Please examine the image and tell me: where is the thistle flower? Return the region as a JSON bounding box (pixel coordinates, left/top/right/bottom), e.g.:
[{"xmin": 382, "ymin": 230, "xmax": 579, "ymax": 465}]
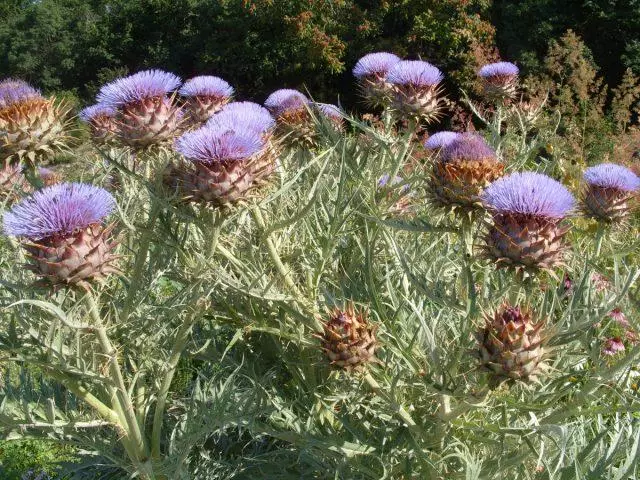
[
  {"xmin": 424, "ymin": 131, "xmax": 461, "ymax": 151},
  {"xmin": 315, "ymin": 103, "xmax": 344, "ymax": 130},
  {"xmin": 317, "ymin": 303, "xmax": 378, "ymax": 370},
  {"xmin": 608, "ymin": 308, "xmax": 629, "ymax": 328},
  {"xmin": 2, "ymin": 183, "xmax": 118, "ymax": 286},
  {"xmin": 0, "ymin": 79, "xmax": 70, "ymax": 164},
  {"xmin": 207, "ymin": 102, "xmax": 275, "ymax": 135},
  {"xmin": 476, "ymin": 304, "xmax": 547, "ymax": 382},
  {"xmin": 179, "ymin": 75, "xmax": 234, "ymax": 124},
  {"xmin": 582, "ymin": 163, "xmax": 640, "ymax": 223},
  {"xmin": 478, "ymin": 62, "xmax": 519, "ymax": 99},
  {"xmin": 97, "ymin": 69, "xmax": 182, "ymax": 149},
  {"xmin": 169, "ymin": 125, "xmax": 274, "ymax": 205},
  {"xmin": 264, "ymin": 89, "xmax": 314, "ymax": 147},
  {"xmin": 386, "ymin": 60, "xmax": 444, "ymax": 121},
  {"xmin": 602, "ymin": 337, "xmax": 625, "ymax": 356},
  {"xmin": 352, "ymin": 52, "xmax": 401, "ymax": 107},
  {"xmin": 429, "ymin": 133, "xmax": 504, "ymax": 211},
  {"xmin": 79, "ymin": 104, "xmax": 117, "ymax": 145},
  {"xmin": 36, "ymin": 167, "xmax": 61, "ymax": 186},
  {"xmin": 481, "ymin": 172, "xmax": 575, "ymax": 270}
]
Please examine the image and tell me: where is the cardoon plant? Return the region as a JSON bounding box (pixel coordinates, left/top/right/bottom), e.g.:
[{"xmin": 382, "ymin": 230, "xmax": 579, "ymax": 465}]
[
  {"xmin": 264, "ymin": 88, "xmax": 314, "ymax": 146},
  {"xmin": 97, "ymin": 69, "xmax": 182, "ymax": 149},
  {"xmin": 2, "ymin": 182, "xmax": 118, "ymax": 286},
  {"xmin": 430, "ymin": 133, "xmax": 504, "ymax": 211},
  {"xmin": 79, "ymin": 104, "xmax": 117, "ymax": 145},
  {"xmin": 582, "ymin": 163, "xmax": 640, "ymax": 224},
  {"xmin": 482, "ymin": 172, "xmax": 575, "ymax": 270},
  {"xmin": 179, "ymin": 75, "xmax": 234, "ymax": 125},
  {"xmin": 478, "ymin": 61, "xmax": 519, "ymax": 100},
  {"xmin": 207, "ymin": 101, "xmax": 275, "ymax": 136},
  {"xmin": 386, "ymin": 60, "xmax": 444, "ymax": 122},
  {"xmin": 0, "ymin": 78, "xmax": 70, "ymax": 164},
  {"xmin": 352, "ymin": 52, "xmax": 401, "ymax": 107},
  {"xmin": 170, "ymin": 123, "xmax": 272, "ymax": 205},
  {"xmin": 476, "ymin": 304, "xmax": 547, "ymax": 382}
]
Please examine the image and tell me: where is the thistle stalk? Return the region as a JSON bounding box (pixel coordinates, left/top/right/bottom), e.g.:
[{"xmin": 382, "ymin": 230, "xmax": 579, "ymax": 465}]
[{"xmin": 363, "ymin": 372, "xmax": 416, "ymax": 427}]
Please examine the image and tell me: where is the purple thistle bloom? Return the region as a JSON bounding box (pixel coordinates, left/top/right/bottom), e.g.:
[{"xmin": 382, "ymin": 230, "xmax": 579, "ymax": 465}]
[
  {"xmin": 353, "ymin": 52, "xmax": 402, "ymax": 79},
  {"xmin": 424, "ymin": 131, "xmax": 461, "ymax": 150},
  {"xmin": 79, "ymin": 104, "xmax": 116, "ymax": 122},
  {"xmin": 0, "ymin": 79, "xmax": 42, "ymax": 109},
  {"xmin": 602, "ymin": 337, "xmax": 625, "ymax": 356},
  {"xmin": 386, "ymin": 60, "xmax": 444, "ymax": 87},
  {"xmin": 264, "ymin": 89, "xmax": 309, "ymax": 117},
  {"xmin": 179, "ymin": 75, "xmax": 234, "ymax": 99},
  {"xmin": 175, "ymin": 125, "xmax": 265, "ymax": 164},
  {"xmin": 583, "ymin": 163, "xmax": 640, "ymax": 192},
  {"xmin": 97, "ymin": 69, "xmax": 182, "ymax": 109},
  {"xmin": 479, "ymin": 62, "xmax": 519, "ymax": 78},
  {"xmin": 482, "ymin": 172, "xmax": 575, "ymax": 219},
  {"xmin": 315, "ymin": 103, "xmax": 343, "ymax": 120},
  {"xmin": 207, "ymin": 101, "xmax": 275, "ymax": 134},
  {"xmin": 442, "ymin": 133, "xmax": 496, "ymax": 162},
  {"xmin": 3, "ymin": 183, "xmax": 115, "ymax": 241}
]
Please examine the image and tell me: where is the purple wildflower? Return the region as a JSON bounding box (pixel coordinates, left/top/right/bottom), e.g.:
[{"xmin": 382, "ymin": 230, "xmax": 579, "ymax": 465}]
[
  {"xmin": 424, "ymin": 131, "xmax": 462, "ymax": 150},
  {"xmin": 583, "ymin": 163, "xmax": 640, "ymax": 192},
  {"xmin": 0, "ymin": 79, "xmax": 42, "ymax": 109},
  {"xmin": 97, "ymin": 70, "xmax": 182, "ymax": 109},
  {"xmin": 79, "ymin": 104, "xmax": 116, "ymax": 122},
  {"xmin": 264, "ymin": 89, "xmax": 309, "ymax": 117},
  {"xmin": 608, "ymin": 308, "xmax": 629, "ymax": 328},
  {"xmin": 179, "ymin": 76, "xmax": 234, "ymax": 99},
  {"xmin": 175, "ymin": 125, "xmax": 264, "ymax": 164},
  {"xmin": 207, "ymin": 102, "xmax": 275, "ymax": 134},
  {"xmin": 3, "ymin": 183, "xmax": 115, "ymax": 241},
  {"xmin": 386, "ymin": 60, "xmax": 443, "ymax": 87},
  {"xmin": 353, "ymin": 52, "xmax": 401, "ymax": 79},
  {"xmin": 602, "ymin": 337, "xmax": 625, "ymax": 356},
  {"xmin": 315, "ymin": 103, "xmax": 343, "ymax": 120},
  {"xmin": 478, "ymin": 62, "xmax": 519, "ymax": 79},
  {"xmin": 482, "ymin": 172, "xmax": 575, "ymax": 219},
  {"xmin": 442, "ymin": 134, "xmax": 496, "ymax": 162}
]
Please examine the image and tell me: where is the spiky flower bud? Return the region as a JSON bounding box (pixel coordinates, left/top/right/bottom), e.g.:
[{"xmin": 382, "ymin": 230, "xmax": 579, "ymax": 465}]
[
  {"xmin": 0, "ymin": 163, "xmax": 29, "ymax": 201},
  {"xmin": 79, "ymin": 104, "xmax": 118, "ymax": 145},
  {"xmin": 582, "ymin": 163, "xmax": 640, "ymax": 224},
  {"xmin": 429, "ymin": 133, "xmax": 504, "ymax": 211},
  {"xmin": 170, "ymin": 122, "xmax": 273, "ymax": 205},
  {"xmin": 476, "ymin": 304, "xmax": 546, "ymax": 381},
  {"xmin": 478, "ymin": 62, "xmax": 519, "ymax": 100},
  {"xmin": 315, "ymin": 103, "xmax": 344, "ymax": 130},
  {"xmin": 2, "ymin": 183, "xmax": 118, "ymax": 286},
  {"xmin": 264, "ymin": 89, "xmax": 314, "ymax": 147},
  {"xmin": 424, "ymin": 131, "xmax": 462, "ymax": 152},
  {"xmin": 482, "ymin": 172, "xmax": 575, "ymax": 271},
  {"xmin": 318, "ymin": 303, "xmax": 378, "ymax": 370},
  {"xmin": 353, "ymin": 52, "xmax": 401, "ymax": 107},
  {"xmin": 0, "ymin": 79, "xmax": 70, "ymax": 164},
  {"xmin": 207, "ymin": 102, "xmax": 275, "ymax": 137},
  {"xmin": 386, "ymin": 60, "xmax": 444, "ymax": 122},
  {"xmin": 97, "ymin": 70, "xmax": 182, "ymax": 149},
  {"xmin": 179, "ymin": 75, "xmax": 234, "ymax": 125}
]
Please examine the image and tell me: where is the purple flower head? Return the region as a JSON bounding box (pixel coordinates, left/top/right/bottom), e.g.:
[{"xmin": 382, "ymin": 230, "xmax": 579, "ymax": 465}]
[
  {"xmin": 79, "ymin": 104, "xmax": 116, "ymax": 122},
  {"xmin": 482, "ymin": 172, "xmax": 575, "ymax": 219},
  {"xmin": 441, "ymin": 133, "xmax": 496, "ymax": 163},
  {"xmin": 97, "ymin": 70, "xmax": 182, "ymax": 109},
  {"xmin": 315, "ymin": 103, "xmax": 343, "ymax": 120},
  {"xmin": 479, "ymin": 62, "xmax": 519, "ymax": 79},
  {"xmin": 424, "ymin": 131, "xmax": 461, "ymax": 150},
  {"xmin": 0, "ymin": 79, "xmax": 42, "ymax": 109},
  {"xmin": 179, "ymin": 76, "xmax": 234, "ymax": 99},
  {"xmin": 386, "ymin": 60, "xmax": 444, "ymax": 87},
  {"xmin": 264, "ymin": 89, "xmax": 309, "ymax": 117},
  {"xmin": 175, "ymin": 125, "xmax": 265, "ymax": 164},
  {"xmin": 353, "ymin": 52, "xmax": 402, "ymax": 79},
  {"xmin": 207, "ymin": 101, "xmax": 275, "ymax": 134},
  {"xmin": 583, "ymin": 163, "xmax": 640, "ymax": 192},
  {"xmin": 608, "ymin": 308, "xmax": 629, "ymax": 328},
  {"xmin": 603, "ymin": 337, "xmax": 625, "ymax": 356},
  {"xmin": 3, "ymin": 183, "xmax": 115, "ymax": 241}
]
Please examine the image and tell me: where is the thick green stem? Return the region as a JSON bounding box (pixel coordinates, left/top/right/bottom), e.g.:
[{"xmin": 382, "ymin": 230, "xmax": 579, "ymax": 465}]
[
  {"xmin": 151, "ymin": 315, "xmax": 198, "ymax": 459},
  {"xmin": 460, "ymin": 215, "xmax": 477, "ymax": 318},
  {"xmin": 205, "ymin": 208, "xmax": 224, "ymax": 259},
  {"xmin": 250, "ymin": 205, "xmax": 304, "ymax": 299},
  {"xmin": 594, "ymin": 224, "xmax": 606, "ymax": 257},
  {"xmin": 86, "ymin": 294, "xmax": 149, "ymax": 460}
]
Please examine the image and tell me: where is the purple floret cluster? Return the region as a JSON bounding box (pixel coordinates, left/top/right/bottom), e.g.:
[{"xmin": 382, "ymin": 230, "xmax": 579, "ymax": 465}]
[
  {"xmin": 441, "ymin": 134, "xmax": 496, "ymax": 162},
  {"xmin": 97, "ymin": 70, "xmax": 182, "ymax": 108},
  {"xmin": 583, "ymin": 163, "xmax": 640, "ymax": 192},
  {"xmin": 478, "ymin": 62, "xmax": 519, "ymax": 78},
  {"xmin": 0, "ymin": 79, "xmax": 42, "ymax": 109},
  {"xmin": 352, "ymin": 52, "xmax": 402, "ymax": 79},
  {"xmin": 264, "ymin": 89, "xmax": 309, "ymax": 117},
  {"xmin": 179, "ymin": 76, "xmax": 234, "ymax": 99},
  {"xmin": 3, "ymin": 183, "xmax": 115, "ymax": 240},
  {"xmin": 424, "ymin": 131, "xmax": 462, "ymax": 150},
  {"xmin": 386, "ymin": 60, "xmax": 444, "ymax": 87},
  {"xmin": 175, "ymin": 125, "xmax": 264, "ymax": 164},
  {"xmin": 79, "ymin": 104, "xmax": 116, "ymax": 122},
  {"xmin": 207, "ymin": 101, "xmax": 275, "ymax": 134}
]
